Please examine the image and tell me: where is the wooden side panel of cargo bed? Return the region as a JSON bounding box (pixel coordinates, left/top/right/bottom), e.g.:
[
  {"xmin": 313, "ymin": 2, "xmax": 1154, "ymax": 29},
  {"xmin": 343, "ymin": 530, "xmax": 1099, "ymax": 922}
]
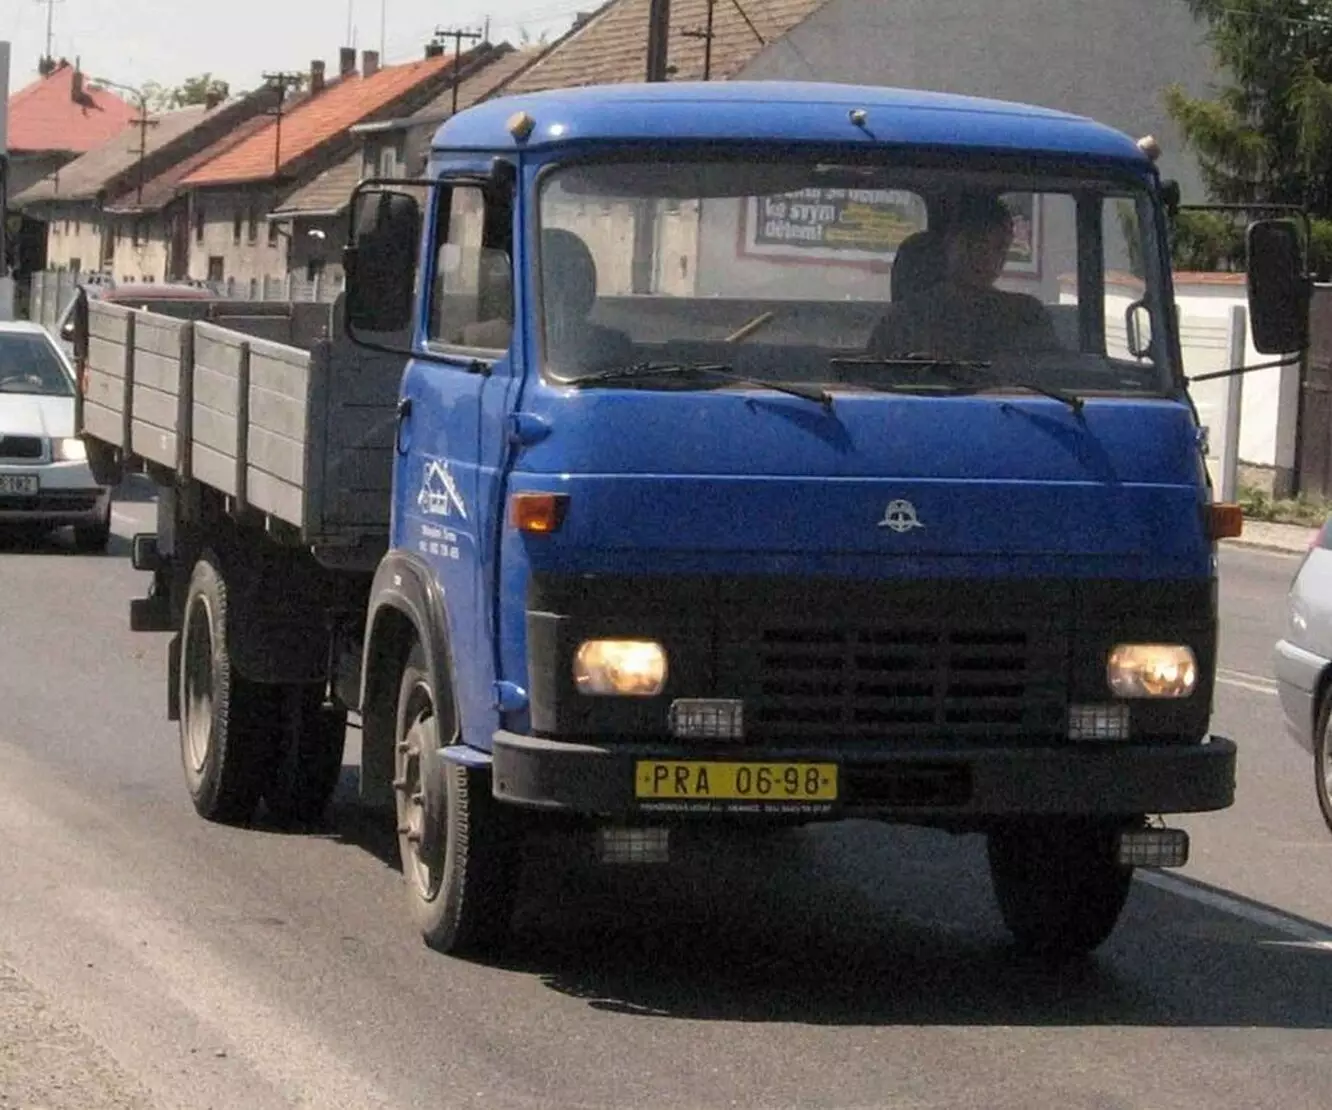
[
  {"xmin": 81, "ymin": 303, "xmax": 134, "ymax": 449},
  {"xmin": 190, "ymin": 323, "xmax": 250, "ymax": 499},
  {"xmin": 129, "ymin": 311, "xmax": 190, "ymax": 470},
  {"xmin": 245, "ymin": 338, "xmax": 312, "ymax": 528}
]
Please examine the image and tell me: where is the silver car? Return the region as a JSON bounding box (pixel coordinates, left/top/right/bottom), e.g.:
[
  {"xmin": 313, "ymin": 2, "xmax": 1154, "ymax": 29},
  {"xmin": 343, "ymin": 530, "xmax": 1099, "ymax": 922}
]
[
  {"xmin": 1275, "ymin": 520, "xmax": 1332, "ymax": 831},
  {"xmin": 0, "ymin": 320, "xmax": 112, "ymax": 551}
]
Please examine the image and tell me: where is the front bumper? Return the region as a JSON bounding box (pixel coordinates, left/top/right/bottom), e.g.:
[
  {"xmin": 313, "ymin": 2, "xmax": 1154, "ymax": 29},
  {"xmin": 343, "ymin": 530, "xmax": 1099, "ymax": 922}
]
[
  {"xmin": 0, "ymin": 459, "xmax": 110, "ymax": 527},
  {"xmin": 491, "ymin": 732, "xmax": 1237, "ymax": 822}
]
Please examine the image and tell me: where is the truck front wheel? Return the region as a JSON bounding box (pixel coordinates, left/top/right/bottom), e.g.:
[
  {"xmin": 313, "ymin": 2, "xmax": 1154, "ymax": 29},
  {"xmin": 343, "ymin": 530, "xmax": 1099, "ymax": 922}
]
[
  {"xmin": 179, "ymin": 552, "xmax": 271, "ymax": 825},
  {"xmin": 986, "ymin": 819, "xmax": 1135, "ymax": 960},
  {"xmin": 394, "ymin": 641, "xmax": 519, "ymax": 956}
]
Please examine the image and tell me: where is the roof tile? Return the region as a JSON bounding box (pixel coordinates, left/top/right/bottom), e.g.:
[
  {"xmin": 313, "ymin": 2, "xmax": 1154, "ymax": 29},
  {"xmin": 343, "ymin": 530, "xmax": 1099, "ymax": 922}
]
[
  {"xmin": 498, "ymin": 0, "xmax": 829, "ymax": 94},
  {"xmin": 7, "ymin": 61, "xmax": 137, "ymax": 154},
  {"xmin": 183, "ymin": 53, "xmax": 461, "ymax": 187},
  {"xmin": 271, "ymin": 153, "xmax": 363, "ymax": 216}
]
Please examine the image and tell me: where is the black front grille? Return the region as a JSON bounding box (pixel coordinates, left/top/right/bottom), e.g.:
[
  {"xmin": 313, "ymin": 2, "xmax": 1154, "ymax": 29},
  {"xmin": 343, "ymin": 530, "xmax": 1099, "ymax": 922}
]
[
  {"xmin": 0, "ymin": 436, "xmax": 43, "ymax": 460},
  {"xmin": 720, "ymin": 599, "xmax": 1069, "ymax": 744},
  {"xmin": 0, "ymin": 492, "xmax": 98, "ymax": 512}
]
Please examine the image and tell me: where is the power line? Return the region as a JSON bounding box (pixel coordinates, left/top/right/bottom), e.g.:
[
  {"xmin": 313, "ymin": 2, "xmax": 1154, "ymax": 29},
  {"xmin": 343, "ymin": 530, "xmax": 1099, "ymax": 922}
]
[{"xmin": 34, "ymin": 0, "xmax": 64, "ymax": 71}]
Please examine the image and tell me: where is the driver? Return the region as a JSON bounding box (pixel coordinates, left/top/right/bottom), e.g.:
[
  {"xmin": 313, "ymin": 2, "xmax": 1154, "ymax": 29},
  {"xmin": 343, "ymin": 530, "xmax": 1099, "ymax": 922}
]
[{"xmin": 868, "ymin": 194, "xmax": 1058, "ymax": 360}]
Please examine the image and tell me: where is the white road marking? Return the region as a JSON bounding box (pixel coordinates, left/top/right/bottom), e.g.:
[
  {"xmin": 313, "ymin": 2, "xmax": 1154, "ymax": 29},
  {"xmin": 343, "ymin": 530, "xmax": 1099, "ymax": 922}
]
[
  {"xmin": 1140, "ymin": 870, "xmax": 1332, "ymax": 945},
  {"xmin": 1216, "ymin": 667, "xmax": 1279, "ymax": 697}
]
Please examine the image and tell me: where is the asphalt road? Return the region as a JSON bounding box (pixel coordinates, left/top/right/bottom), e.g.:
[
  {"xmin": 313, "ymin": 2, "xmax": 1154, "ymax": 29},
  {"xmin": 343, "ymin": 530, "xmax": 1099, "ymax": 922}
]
[{"xmin": 2, "ymin": 496, "xmax": 1331, "ymax": 1110}]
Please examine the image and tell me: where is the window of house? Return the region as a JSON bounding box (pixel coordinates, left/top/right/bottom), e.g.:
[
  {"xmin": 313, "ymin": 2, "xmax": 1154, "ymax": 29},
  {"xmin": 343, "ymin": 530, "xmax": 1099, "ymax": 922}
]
[
  {"xmin": 74, "ymin": 219, "xmax": 81, "ymax": 236},
  {"xmin": 426, "ymin": 182, "xmax": 515, "ymax": 355},
  {"xmin": 268, "ymin": 221, "xmax": 279, "ymax": 247},
  {"xmin": 132, "ymin": 220, "xmax": 143, "ymax": 247},
  {"xmin": 68, "ymin": 257, "xmax": 81, "ymax": 274},
  {"xmin": 247, "ymin": 207, "xmax": 258, "ymax": 244},
  {"xmin": 207, "ymin": 256, "xmax": 225, "ymax": 283},
  {"xmin": 195, "ymin": 208, "xmax": 204, "ymax": 243},
  {"xmin": 307, "ymin": 257, "xmax": 326, "ymax": 284},
  {"xmin": 233, "ymin": 213, "xmax": 242, "ymax": 245}
]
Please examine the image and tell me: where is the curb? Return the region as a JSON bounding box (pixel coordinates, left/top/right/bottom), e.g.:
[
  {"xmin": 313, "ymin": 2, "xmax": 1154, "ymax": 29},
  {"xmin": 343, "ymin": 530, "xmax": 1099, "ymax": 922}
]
[{"xmin": 1221, "ymin": 538, "xmax": 1306, "ymax": 556}]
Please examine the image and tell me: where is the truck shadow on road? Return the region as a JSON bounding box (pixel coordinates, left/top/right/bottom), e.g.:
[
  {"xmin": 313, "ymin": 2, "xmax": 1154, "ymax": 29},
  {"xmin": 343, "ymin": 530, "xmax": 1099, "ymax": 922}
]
[{"xmin": 503, "ymin": 826, "xmax": 1332, "ymax": 1030}]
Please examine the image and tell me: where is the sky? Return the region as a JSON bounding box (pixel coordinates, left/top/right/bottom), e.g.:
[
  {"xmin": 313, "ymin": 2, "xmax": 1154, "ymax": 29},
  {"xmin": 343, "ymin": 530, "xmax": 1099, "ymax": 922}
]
[{"xmin": 2, "ymin": 0, "xmax": 582, "ymax": 94}]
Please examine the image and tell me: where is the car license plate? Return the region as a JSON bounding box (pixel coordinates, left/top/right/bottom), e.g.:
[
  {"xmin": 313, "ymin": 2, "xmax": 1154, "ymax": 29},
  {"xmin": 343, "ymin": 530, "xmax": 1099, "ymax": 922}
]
[
  {"xmin": 635, "ymin": 761, "xmax": 838, "ymax": 803},
  {"xmin": 0, "ymin": 473, "xmax": 38, "ymax": 495}
]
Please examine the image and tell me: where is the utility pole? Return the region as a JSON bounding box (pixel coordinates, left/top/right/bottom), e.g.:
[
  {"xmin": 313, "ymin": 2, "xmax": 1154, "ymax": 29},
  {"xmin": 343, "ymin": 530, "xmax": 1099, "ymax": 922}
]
[
  {"xmin": 646, "ymin": 0, "xmax": 671, "ymax": 82},
  {"xmin": 261, "ymin": 71, "xmax": 305, "ymax": 178},
  {"xmin": 681, "ymin": 0, "xmax": 716, "ymax": 80},
  {"xmin": 92, "ymin": 77, "xmax": 157, "ymax": 205},
  {"xmin": 432, "ymin": 27, "xmax": 482, "ymax": 116}
]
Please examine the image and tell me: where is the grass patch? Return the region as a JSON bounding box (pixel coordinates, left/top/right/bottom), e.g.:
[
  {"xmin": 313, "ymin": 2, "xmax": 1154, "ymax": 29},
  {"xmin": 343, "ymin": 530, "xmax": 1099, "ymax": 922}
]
[{"xmin": 1239, "ymin": 485, "xmax": 1331, "ymax": 527}]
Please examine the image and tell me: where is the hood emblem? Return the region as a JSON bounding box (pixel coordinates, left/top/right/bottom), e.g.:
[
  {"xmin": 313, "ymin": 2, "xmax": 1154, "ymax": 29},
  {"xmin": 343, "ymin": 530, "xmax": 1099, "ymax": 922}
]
[{"xmin": 878, "ymin": 499, "xmax": 924, "ymax": 533}]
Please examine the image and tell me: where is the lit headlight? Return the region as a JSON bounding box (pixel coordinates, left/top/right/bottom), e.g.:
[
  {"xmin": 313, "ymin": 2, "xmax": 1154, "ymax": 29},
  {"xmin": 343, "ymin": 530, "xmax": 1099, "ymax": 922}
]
[
  {"xmin": 574, "ymin": 639, "xmax": 668, "ymax": 697},
  {"xmin": 1106, "ymin": 644, "xmax": 1198, "ymax": 699},
  {"xmin": 53, "ymin": 437, "xmax": 87, "ymax": 461}
]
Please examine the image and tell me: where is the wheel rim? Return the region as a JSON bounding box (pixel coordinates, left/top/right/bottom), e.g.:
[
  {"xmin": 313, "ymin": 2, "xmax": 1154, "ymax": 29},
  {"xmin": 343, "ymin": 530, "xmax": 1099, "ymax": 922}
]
[
  {"xmin": 182, "ymin": 595, "xmax": 215, "ymax": 776},
  {"xmin": 396, "ymin": 680, "xmax": 444, "ymax": 901}
]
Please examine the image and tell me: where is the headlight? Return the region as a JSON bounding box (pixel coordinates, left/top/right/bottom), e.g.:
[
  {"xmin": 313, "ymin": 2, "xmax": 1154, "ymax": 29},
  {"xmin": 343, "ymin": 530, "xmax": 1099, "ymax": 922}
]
[
  {"xmin": 52, "ymin": 437, "xmax": 87, "ymax": 461},
  {"xmin": 1106, "ymin": 644, "xmax": 1197, "ymax": 699},
  {"xmin": 574, "ymin": 639, "xmax": 668, "ymax": 697}
]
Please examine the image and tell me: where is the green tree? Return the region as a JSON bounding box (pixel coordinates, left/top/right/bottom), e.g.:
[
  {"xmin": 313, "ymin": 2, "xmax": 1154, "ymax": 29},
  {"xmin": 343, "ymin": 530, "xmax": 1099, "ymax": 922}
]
[
  {"xmin": 140, "ymin": 73, "xmax": 232, "ymax": 112},
  {"xmin": 1164, "ymin": 0, "xmax": 1332, "ymax": 275}
]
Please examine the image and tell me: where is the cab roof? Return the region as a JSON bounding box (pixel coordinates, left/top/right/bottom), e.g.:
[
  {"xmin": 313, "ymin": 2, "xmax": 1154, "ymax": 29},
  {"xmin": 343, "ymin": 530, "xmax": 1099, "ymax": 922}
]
[{"xmin": 432, "ymin": 80, "xmax": 1150, "ymax": 165}]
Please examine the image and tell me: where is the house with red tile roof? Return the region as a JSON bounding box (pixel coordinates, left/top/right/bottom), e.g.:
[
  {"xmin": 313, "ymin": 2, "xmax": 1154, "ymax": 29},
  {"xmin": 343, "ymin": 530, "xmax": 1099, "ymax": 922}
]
[
  {"xmin": 177, "ymin": 45, "xmax": 470, "ymax": 290},
  {"xmin": 6, "ymin": 59, "xmax": 137, "ymax": 197},
  {"xmin": 15, "ymin": 83, "xmax": 279, "ymax": 283}
]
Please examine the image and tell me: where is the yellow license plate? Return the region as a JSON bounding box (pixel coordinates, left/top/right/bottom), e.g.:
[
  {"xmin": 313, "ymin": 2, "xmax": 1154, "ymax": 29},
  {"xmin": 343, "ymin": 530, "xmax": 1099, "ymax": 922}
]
[{"xmin": 634, "ymin": 761, "xmax": 838, "ymax": 802}]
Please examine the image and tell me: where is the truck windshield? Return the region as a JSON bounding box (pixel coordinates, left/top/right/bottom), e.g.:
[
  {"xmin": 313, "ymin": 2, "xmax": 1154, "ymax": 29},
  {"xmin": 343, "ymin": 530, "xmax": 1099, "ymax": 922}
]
[{"xmin": 535, "ymin": 157, "xmax": 1175, "ymax": 398}]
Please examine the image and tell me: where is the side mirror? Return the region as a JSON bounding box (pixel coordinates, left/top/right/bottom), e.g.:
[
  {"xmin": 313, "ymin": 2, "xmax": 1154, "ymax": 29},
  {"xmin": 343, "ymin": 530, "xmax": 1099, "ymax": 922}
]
[
  {"xmin": 1247, "ymin": 218, "xmax": 1309, "ymax": 355},
  {"xmin": 344, "ymin": 187, "xmax": 422, "ymax": 342}
]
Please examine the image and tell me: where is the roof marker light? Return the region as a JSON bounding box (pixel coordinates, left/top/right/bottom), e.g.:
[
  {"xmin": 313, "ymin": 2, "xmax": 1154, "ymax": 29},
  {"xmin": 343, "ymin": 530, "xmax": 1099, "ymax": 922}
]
[{"xmin": 507, "ymin": 111, "xmax": 536, "ymax": 142}]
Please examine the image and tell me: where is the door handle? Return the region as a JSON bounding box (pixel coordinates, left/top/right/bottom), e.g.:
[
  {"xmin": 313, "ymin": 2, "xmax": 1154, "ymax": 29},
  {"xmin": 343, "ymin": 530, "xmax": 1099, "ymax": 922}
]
[{"xmin": 395, "ymin": 397, "xmax": 413, "ymax": 455}]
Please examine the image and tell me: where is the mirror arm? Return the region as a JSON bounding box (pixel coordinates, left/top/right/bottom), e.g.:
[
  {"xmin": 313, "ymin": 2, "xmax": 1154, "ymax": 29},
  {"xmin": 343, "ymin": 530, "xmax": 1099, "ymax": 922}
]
[{"xmin": 1188, "ymin": 354, "xmax": 1302, "ymax": 383}]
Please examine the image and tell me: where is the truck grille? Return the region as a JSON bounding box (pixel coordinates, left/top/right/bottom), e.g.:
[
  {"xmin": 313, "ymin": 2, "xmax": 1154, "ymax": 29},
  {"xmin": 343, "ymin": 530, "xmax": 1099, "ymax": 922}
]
[
  {"xmin": 0, "ymin": 436, "xmax": 43, "ymax": 460},
  {"xmin": 718, "ymin": 592, "xmax": 1069, "ymax": 744}
]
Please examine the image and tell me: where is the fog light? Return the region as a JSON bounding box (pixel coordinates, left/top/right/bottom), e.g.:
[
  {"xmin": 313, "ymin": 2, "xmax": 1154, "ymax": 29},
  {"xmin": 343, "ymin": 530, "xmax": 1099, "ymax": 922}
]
[
  {"xmin": 1107, "ymin": 644, "xmax": 1198, "ymax": 698},
  {"xmin": 1068, "ymin": 703, "xmax": 1130, "ymax": 740},
  {"xmin": 596, "ymin": 826, "xmax": 670, "ymax": 865},
  {"xmin": 1117, "ymin": 827, "xmax": 1189, "ymax": 868},
  {"xmin": 574, "ymin": 639, "xmax": 667, "ymax": 697},
  {"xmin": 670, "ymin": 698, "xmax": 744, "ymax": 740}
]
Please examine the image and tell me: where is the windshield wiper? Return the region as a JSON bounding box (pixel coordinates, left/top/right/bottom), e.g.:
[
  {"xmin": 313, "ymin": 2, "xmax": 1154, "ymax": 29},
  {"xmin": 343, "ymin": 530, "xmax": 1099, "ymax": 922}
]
[
  {"xmin": 566, "ymin": 361, "xmax": 833, "ymax": 409},
  {"xmin": 831, "ymin": 355, "xmax": 1084, "ymax": 414}
]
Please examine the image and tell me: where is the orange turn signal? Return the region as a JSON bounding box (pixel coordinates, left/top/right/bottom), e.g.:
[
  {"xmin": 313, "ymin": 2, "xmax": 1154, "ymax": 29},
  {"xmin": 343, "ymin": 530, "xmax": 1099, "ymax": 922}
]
[
  {"xmin": 1207, "ymin": 502, "xmax": 1243, "ymax": 540},
  {"xmin": 510, "ymin": 492, "xmax": 568, "ymax": 534}
]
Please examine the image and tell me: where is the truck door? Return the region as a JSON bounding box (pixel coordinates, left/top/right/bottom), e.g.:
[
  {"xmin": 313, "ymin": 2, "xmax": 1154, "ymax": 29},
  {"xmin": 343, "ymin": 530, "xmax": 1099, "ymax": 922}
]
[{"xmin": 393, "ymin": 172, "xmax": 519, "ymax": 750}]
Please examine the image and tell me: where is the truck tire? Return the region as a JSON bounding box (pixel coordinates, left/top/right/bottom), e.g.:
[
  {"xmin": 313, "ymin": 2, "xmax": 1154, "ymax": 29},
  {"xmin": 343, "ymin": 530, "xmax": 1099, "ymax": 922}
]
[
  {"xmin": 178, "ymin": 552, "xmax": 272, "ymax": 825},
  {"xmin": 262, "ymin": 684, "xmax": 348, "ymax": 828},
  {"xmin": 986, "ymin": 819, "xmax": 1134, "ymax": 960},
  {"xmin": 394, "ymin": 640, "xmax": 519, "ymax": 956}
]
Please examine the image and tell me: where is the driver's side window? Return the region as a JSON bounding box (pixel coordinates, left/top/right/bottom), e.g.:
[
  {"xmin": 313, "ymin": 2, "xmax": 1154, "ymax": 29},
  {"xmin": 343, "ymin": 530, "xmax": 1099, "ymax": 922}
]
[{"xmin": 426, "ymin": 183, "xmax": 514, "ymax": 355}]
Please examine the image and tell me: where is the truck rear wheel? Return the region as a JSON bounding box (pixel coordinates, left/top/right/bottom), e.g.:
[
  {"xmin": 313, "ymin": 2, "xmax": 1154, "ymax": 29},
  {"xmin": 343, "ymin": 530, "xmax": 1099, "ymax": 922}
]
[
  {"xmin": 394, "ymin": 641, "xmax": 519, "ymax": 956},
  {"xmin": 261, "ymin": 684, "xmax": 348, "ymax": 828},
  {"xmin": 179, "ymin": 552, "xmax": 271, "ymax": 825},
  {"xmin": 986, "ymin": 819, "xmax": 1134, "ymax": 960}
]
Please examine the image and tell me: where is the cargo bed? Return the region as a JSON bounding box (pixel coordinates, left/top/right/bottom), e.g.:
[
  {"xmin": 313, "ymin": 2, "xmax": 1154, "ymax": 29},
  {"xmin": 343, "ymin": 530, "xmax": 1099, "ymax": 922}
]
[{"xmin": 76, "ymin": 298, "xmax": 401, "ymax": 559}]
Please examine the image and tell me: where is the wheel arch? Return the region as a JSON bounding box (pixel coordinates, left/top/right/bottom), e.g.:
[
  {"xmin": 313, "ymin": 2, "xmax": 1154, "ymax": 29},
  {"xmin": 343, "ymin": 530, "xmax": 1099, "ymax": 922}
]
[{"xmin": 359, "ymin": 551, "xmax": 462, "ymax": 808}]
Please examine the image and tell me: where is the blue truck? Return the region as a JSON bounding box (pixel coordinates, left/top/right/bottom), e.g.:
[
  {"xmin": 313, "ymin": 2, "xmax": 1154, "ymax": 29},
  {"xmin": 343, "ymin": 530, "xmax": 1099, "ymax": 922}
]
[{"xmin": 74, "ymin": 80, "xmax": 1310, "ymax": 961}]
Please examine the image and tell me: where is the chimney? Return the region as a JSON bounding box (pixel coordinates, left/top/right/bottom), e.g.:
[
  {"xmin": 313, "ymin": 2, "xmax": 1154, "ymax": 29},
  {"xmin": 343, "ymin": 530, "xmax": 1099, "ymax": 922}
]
[
  {"xmin": 310, "ymin": 58, "xmax": 326, "ymax": 94},
  {"xmin": 573, "ymin": 11, "xmax": 595, "ymax": 29},
  {"xmin": 70, "ymin": 66, "xmax": 84, "ymax": 102},
  {"xmin": 339, "ymin": 47, "xmax": 357, "ymax": 77},
  {"xmin": 361, "ymin": 50, "xmax": 380, "ymax": 78}
]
